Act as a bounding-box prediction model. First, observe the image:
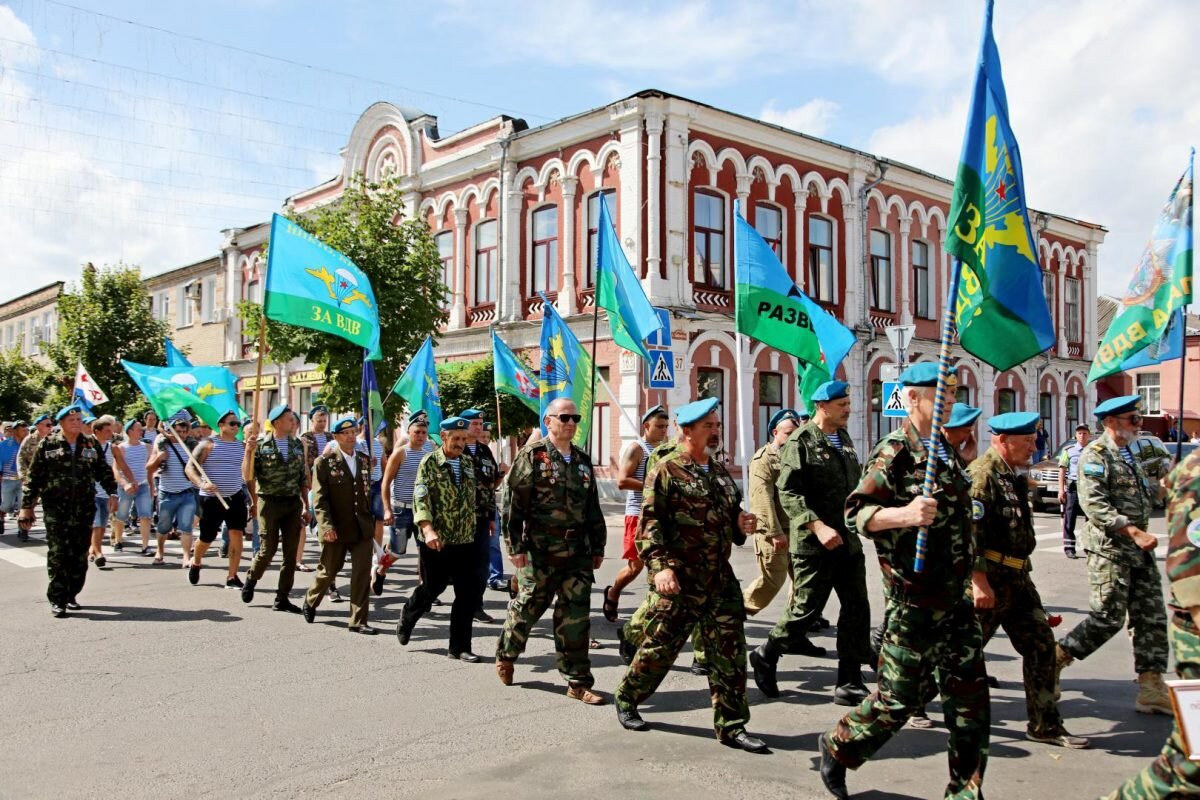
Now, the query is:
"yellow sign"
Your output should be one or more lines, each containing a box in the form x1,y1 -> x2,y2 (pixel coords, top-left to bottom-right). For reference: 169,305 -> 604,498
238,375 -> 278,391
290,370 -> 324,386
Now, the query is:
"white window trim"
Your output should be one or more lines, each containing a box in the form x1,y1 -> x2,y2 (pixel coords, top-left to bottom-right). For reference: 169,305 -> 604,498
528,203 -> 560,298
692,187 -> 731,289
807,213 -> 838,305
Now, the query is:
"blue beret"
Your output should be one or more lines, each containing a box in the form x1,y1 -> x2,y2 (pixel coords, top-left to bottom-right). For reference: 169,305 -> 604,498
988,411 -> 1040,436
11,420 -> 27,428
1094,394 -> 1142,419
307,404 -> 328,419
675,397 -> 719,427
641,404 -> 667,425
945,404 -> 982,430
169,410 -> 192,424
267,404 -> 290,423
191,419 -> 202,429
409,408 -> 428,419
407,414 -> 430,428
799,410 -> 811,421
897,363 -> 940,387
81,411 -> 97,424
440,416 -> 469,432
767,408 -> 800,433
811,380 -> 849,402
33,414 -> 50,425
55,404 -> 83,422
459,408 -> 483,420
331,416 -> 357,433
123,419 -> 140,433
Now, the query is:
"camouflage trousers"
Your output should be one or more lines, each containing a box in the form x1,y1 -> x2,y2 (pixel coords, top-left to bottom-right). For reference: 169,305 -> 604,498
1059,550 -> 1169,674
767,544 -> 872,664
825,594 -> 989,800
623,591 -> 708,667
496,553 -> 595,688
45,510 -> 93,606
615,578 -> 750,738
742,532 -> 792,615
976,569 -> 1063,736
1102,619 -> 1200,799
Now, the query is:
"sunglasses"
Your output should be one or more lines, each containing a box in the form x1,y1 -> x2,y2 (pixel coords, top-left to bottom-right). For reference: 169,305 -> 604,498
223,420 -> 242,428
1113,413 -> 1143,425
550,413 -> 582,424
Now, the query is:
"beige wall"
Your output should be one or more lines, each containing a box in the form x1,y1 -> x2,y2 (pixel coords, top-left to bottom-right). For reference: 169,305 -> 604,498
0,284 -> 60,367
143,259 -> 226,365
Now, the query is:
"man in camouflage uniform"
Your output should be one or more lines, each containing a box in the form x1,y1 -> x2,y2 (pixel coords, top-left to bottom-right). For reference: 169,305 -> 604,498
969,411 -> 1088,749
19,406 -> 118,617
751,381 -> 871,705
614,398 -> 767,753
16,413 -> 52,543
496,398 -> 607,704
460,408 -> 504,624
818,363 -> 987,800
742,408 -> 800,615
1055,395 -> 1171,714
241,405 -> 310,612
1103,449 -> 1200,798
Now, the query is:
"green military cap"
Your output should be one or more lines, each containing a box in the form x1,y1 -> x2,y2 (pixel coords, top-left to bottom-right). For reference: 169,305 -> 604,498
988,411 -> 1039,435
123,419 -> 140,433
1094,394 -> 1141,419
945,404 -> 982,429
483,422 -> 495,432
675,397 -> 719,426
81,410 -> 97,424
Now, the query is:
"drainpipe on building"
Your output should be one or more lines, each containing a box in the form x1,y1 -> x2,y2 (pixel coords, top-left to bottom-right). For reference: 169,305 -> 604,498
858,160 -> 888,448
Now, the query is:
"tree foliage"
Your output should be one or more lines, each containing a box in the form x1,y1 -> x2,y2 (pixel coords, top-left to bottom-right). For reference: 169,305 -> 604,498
241,174 -> 448,413
436,357 -> 540,440
44,264 -> 167,418
0,346 -> 51,420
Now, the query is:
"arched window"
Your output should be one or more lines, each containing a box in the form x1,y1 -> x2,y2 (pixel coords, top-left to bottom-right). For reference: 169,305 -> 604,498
434,231 -> 453,308
474,220 -> 498,304
532,206 -> 559,293
754,203 -> 782,255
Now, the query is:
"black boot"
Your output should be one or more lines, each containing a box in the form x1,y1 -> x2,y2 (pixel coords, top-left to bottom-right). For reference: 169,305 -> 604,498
833,659 -> 869,706
817,733 -> 849,799
749,640 -> 781,698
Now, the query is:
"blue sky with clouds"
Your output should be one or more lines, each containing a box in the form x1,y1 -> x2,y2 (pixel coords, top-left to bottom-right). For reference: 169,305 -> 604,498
1,0 -> 1196,303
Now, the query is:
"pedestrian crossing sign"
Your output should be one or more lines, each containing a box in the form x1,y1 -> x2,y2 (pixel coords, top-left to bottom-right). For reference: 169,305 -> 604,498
648,350 -> 675,389
882,381 -> 906,418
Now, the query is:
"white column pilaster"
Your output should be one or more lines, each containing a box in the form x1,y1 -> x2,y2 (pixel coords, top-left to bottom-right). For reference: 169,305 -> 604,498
450,208 -> 468,329
898,216 -> 912,323
645,110 -> 663,287
662,112 -> 691,307
499,189 -> 523,322
793,197 -> 807,289
558,177 -> 578,317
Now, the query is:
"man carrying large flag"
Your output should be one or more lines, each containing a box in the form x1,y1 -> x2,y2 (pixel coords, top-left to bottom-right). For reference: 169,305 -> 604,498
390,336 -> 443,440
492,329 -> 540,414
595,198 -> 662,362
538,298 -> 594,449
1090,151 -> 1193,382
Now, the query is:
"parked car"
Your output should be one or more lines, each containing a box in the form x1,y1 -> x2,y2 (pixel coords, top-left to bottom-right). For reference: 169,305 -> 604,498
1027,434 -> 1172,513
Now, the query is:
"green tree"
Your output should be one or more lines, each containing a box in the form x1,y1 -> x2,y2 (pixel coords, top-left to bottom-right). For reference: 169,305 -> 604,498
0,346 -> 51,420
437,357 -> 539,440
44,263 -> 167,418
241,174 -> 447,413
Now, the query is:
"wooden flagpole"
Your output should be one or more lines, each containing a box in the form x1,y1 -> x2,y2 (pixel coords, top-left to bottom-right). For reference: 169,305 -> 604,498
169,425 -> 228,510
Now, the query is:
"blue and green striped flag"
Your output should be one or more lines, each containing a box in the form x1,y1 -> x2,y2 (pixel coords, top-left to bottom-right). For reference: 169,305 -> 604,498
389,336 -> 443,442
538,295 -> 593,449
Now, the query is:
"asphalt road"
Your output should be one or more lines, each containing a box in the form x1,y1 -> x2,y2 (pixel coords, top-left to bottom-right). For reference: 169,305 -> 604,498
0,505 -> 1176,800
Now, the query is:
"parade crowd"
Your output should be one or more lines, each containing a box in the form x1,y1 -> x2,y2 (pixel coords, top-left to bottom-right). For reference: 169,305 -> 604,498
4,362 -> 1199,800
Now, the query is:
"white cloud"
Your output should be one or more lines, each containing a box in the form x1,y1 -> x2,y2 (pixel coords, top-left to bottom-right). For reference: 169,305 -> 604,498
760,98 -> 839,137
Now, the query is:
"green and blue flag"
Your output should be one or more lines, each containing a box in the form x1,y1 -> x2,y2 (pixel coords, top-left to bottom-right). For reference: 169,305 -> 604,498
594,197 -> 662,362
362,356 -> 386,433
492,328 -> 540,414
538,295 -> 593,449
164,337 -> 191,368
389,336 -> 443,441
121,361 -> 244,430
945,0 -> 1055,372
1090,150 -> 1193,382
263,213 -> 382,360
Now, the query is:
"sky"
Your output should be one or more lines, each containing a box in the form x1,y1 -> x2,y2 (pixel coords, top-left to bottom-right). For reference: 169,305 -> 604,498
1,0 -> 1196,306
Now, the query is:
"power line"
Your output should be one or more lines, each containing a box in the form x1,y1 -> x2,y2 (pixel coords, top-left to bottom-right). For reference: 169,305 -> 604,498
0,172 -> 276,217
0,202 -> 224,233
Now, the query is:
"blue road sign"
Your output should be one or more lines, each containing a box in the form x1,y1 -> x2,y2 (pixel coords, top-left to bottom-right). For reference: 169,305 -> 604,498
882,381 -> 907,418
645,307 -> 671,349
647,350 -> 675,389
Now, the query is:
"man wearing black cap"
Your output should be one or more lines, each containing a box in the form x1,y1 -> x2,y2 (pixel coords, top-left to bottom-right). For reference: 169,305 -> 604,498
19,406 -> 118,617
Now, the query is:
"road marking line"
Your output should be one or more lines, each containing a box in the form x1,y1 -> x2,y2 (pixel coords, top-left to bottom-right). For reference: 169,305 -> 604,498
0,539 -> 46,568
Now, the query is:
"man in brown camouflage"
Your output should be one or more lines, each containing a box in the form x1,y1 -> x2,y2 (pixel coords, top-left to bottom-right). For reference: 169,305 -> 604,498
614,398 -> 767,753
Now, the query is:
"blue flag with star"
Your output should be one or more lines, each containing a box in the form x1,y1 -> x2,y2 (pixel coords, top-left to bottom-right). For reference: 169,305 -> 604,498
538,295 -> 593,448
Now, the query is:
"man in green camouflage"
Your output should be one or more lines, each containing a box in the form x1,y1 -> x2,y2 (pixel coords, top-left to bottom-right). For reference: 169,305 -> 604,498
1103,449 -> 1200,798
614,398 -> 767,753
1054,395 -> 1171,714
496,398 -> 607,704
16,413 -> 52,543
968,411 -> 1088,749
241,405 -> 311,612
19,405 -> 118,617
396,417 -> 481,658
751,380 -> 871,706
818,363 -> 987,800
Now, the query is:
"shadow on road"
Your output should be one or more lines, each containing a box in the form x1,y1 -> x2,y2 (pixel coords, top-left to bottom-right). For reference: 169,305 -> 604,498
66,606 -> 242,622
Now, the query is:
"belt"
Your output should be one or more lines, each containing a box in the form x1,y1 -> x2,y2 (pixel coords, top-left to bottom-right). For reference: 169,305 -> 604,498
258,493 -> 299,501
983,549 -> 1027,570
543,526 -> 580,540
392,502 -> 412,510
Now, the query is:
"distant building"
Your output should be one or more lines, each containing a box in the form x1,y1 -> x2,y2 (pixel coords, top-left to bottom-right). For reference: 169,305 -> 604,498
0,281 -> 61,368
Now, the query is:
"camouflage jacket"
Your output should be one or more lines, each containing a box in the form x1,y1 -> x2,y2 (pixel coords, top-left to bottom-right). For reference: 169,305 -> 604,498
22,430 -> 118,512
501,440 -> 605,559
638,449 -> 744,592
17,429 -> 41,483
968,447 -> 1036,573
778,422 -> 862,555
311,447 -> 374,544
846,422 -> 973,601
1165,451 -> 1200,615
251,435 -> 307,497
1077,431 -> 1154,566
413,447 -> 478,546
748,443 -> 785,540
645,438 -> 681,475
300,430 -> 331,476
467,442 -> 501,518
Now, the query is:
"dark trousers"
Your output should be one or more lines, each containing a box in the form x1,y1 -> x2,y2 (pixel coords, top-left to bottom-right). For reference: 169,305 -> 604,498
473,516 -> 490,612
247,496 -> 303,602
403,540 -> 476,654
1062,482 -> 1085,553
46,514 -> 90,605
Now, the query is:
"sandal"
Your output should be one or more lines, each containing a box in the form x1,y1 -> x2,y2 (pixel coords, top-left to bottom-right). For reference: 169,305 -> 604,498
589,638 -> 603,650
152,557 -> 165,565
297,563 -> 314,573
601,585 -> 619,623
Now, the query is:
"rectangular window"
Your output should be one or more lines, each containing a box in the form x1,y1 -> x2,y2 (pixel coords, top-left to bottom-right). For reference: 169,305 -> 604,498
590,403 -> 611,466
16,321 -> 25,354
693,192 -> 726,289
1137,372 -> 1162,414
956,386 -> 972,406
586,189 -> 616,289
474,220 -> 498,305
1065,277 -> 1081,342
246,280 -> 261,305
870,229 -> 894,311
532,206 -> 559,293
807,217 -> 835,303
1042,271 -> 1055,328
697,367 -> 724,406
201,277 -> 217,322
997,388 -> 1017,414
179,286 -> 194,327
1039,392 -> 1053,434
757,372 -> 783,440
912,241 -> 931,319
435,231 -> 453,308
297,387 -> 313,432
1066,395 -> 1080,431
754,203 -> 782,255
4,324 -> 11,347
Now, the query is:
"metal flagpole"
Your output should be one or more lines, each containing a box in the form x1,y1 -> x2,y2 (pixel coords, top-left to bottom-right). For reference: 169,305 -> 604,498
914,258 -> 964,573
732,202 -> 751,499
594,366 -> 640,434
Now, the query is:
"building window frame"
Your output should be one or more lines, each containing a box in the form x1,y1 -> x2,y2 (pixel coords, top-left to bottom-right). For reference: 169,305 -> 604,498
474,219 -> 498,306
912,240 -> 932,319
435,230 -> 454,309
1066,394 -> 1080,431
531,204 -> 560,295
754,202 -> 784,256
1065,277 -> 1081,343
869,228 -> 894,312
1136,372 -> 1162,414
997,388 -> 1018,414
693,190 -> 727,290
1042,269 -> 1056,329
807,215 -> 836,304
757,371 -> 784,443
